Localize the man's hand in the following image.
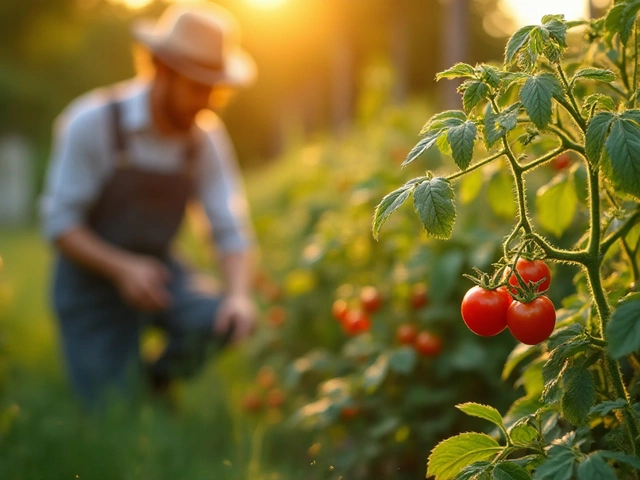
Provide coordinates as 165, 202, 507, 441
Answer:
214, 293, 256, 343
114, 256, 172, 312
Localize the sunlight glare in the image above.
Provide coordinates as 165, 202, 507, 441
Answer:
502, 0, 589, 27
109, 0, 153, 9
244, 0, 288, 9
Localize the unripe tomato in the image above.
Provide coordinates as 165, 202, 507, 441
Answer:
508, 258, 552, 293
343, 310, 371, 335
414, 331, 442, 357
332, 299, 349, 322
266, 305, 287, 327
460, 286, 512, 337
410, 283, 429, 310
396, 323, 418, 345
360, 286, 382, 313
242, 392, 262, 412
266, 388, 285, 408
507, 296, 556, 345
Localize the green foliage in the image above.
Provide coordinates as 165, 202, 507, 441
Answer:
427, 433, 502, 480
606, 293, 640, 358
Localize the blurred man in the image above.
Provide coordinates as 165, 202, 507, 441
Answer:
40, 3, 257, 405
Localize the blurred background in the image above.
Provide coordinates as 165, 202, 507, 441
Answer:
0, 1, 614, 479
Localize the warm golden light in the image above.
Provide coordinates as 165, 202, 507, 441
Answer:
502, 0, 589, 27
243, 0, 288, 9
108, 0, 153, 9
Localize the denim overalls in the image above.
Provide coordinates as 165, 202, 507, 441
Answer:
52, 101, 223, 404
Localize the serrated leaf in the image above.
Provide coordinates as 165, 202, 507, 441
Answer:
532, 445, 577, 480
488, 169, 516, 219
605, 1, 640, 45
421, 110, 468, 134
510, 424, 539, 446
459, 168, 483, 204
520, 74, 562, 129
413, 177, 457, 240
605, 293, 640, 358
363, 354, 389, 393
561, 367, 595, 426
463, 81, 489, 111
504, 396, 543, 428
543, 18, 568, 47
585, 112, 615, 165
484, 104, 504, 148
547, 324, 585, 350
372, 183, 414, 239
427, 433, 503, 480
479, 64, 501, 88
576, 453, 617, 480
437, 63, 476, 81
603, 117, 640, 198
401, 130, 442, 168
506, 26, 536, 64
456, 461, 492, 480
582, 94, 616, 115
456, 403, 504, 430
502, 343, 539, 381
589, 399, 627, 417
448, 121, 477, 170
496, 103, 521, 132
572, 68, 616, 84
493, 462, 532, 480
388, 346, 417, 375
598, 450, 640, 470
536, 173, 578, 237
542, 337, 591, 384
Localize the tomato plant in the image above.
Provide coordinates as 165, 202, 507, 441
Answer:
507, 258, 552, 292
414, 330, 443, 357
374, 5, 640, 479
360, 285, 383, 313
461, 285, 511, 337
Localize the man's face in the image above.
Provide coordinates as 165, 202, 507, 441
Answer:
162, 69, 214, 131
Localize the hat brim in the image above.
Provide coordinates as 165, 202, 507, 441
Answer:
132, 19, 257, 87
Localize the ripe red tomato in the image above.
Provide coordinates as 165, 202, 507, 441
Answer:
508, 258, 552, 293
257, 366, 277, 390
360, 286, 382, 313
552, 153, 572, 171
414, 331, 442, 357
340, 405, 360, 420
343, 310, 371, 335
332, 299, 349, 322
242, 392, 262, 412
396, 323, 418, 345
507, 296, 556, 345
410, 283, 429, 310
460, 286, 512, 337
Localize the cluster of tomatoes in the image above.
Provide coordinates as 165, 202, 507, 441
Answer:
460, 259, 556, 345
242, 365, 287, 413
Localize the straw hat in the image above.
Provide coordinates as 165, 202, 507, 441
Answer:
132, 3, 257, 87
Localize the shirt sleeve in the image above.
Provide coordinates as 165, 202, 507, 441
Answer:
197, 120, 255, 253
40, 106, 109, 243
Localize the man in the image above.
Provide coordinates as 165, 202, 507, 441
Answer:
40, 3, 257, 404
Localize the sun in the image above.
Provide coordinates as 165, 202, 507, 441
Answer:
243, 0, 288, 9
502, 0, 590, 27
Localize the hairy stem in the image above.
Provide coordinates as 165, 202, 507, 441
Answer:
556, 65, 587, 132
447, 150, 506, 182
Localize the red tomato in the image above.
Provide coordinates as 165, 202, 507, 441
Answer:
410, 283, 429, 310
343, 310, 371, 335
242, 392, 262, 412
332, 299, 349, 322
396, 323, 418, 345
340, 405, 360, 420
266, 388, 285, 408
360, 286, 382, 313
508, 258, 552, 293
507, 296, 556, 345
414, 331, 442, 357
460, 286, 512, 337
552, 153, 572, 171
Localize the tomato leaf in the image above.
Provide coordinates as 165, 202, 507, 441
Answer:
496, 102, 522, 132
605, 0, 640, 45
582, 94, 616, 115
509, 424, 539, 447
372, 183, 415, 239
488, 169, 516, 219
493, 462, 532, 480
502, 343, 539, 381
401, 130, 443, 168
483, 104, 505, 148
413, 177, 457, 240
462, 81, 489, 112
547, 324, 585, 350
577, 453, 618, 480
531, 445, 577, 480
589, 399, 627, 417
447, 121, 477, 170
536, 173, 578, 237
603, 116, 640, 198
456, 403, 504, 430
572, 68, 616, 84
436, 62, 476, 81
363, 353, 389, 393
585, 112, 615, 165
519, 74, 562, 130
420, 110, 467, 134
605, 293, 640, 358
598, 450, 640, 470
505, 26, 536, 65
561, 367, 595, 426
388, 346, 417, 375
427, 433, 503, 480
456, 461, 492, 480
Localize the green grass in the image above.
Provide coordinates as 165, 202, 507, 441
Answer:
0, 228, 315, 480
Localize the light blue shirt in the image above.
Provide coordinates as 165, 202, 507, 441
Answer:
40, 78, 253, 253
